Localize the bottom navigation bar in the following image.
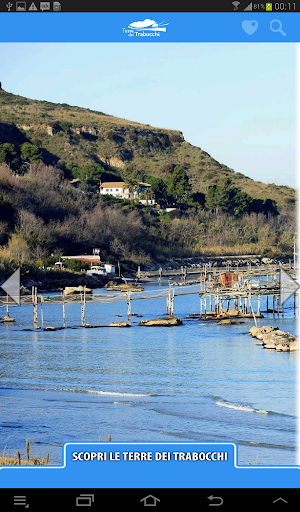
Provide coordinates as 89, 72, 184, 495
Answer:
2, 488, 299, 509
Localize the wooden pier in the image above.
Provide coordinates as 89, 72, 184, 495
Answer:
137, 262, 295, 280
0, 269, 298, 330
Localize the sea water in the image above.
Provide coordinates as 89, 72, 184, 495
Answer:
0, 283, 298, 466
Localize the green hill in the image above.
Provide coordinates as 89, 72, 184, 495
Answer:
0, 88, 297, 278
0, 88, 296, 210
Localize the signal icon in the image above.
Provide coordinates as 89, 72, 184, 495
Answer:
232, 1, 241, 10
244, 2, 253, 10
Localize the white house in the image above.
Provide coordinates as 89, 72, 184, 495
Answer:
100, 182, 128, 198
100, 181, 155, 204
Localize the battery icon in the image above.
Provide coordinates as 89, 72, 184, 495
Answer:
266, 3, 272, 10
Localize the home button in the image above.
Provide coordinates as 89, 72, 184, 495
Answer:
140, 494, 161, 507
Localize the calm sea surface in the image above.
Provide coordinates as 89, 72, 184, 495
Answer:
0, 282, 298, 466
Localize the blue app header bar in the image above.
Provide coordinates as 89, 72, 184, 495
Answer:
0, 12, 298, 42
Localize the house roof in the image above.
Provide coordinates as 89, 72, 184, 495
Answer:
100, 181, 152, 188
100, 182, 125, 188
63, 255, 101, 263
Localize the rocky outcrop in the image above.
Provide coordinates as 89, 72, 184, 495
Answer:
106, 282, 144, 292
139, 317, 183, 327
63, 286, 92, 295
109, 321, 130, 327
249, 325, 298, 352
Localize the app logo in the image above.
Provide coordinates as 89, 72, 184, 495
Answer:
123, 18, 169, 37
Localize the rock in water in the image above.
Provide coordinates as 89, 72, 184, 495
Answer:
139, 317, 183, 327
109, 321, 131, 327
249, 325, 298, 352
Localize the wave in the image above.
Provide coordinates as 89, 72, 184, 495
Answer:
0, 384, 154, 399
113, 401, 134, 406
215, 399, 269, 415
55, 387, 153, 398
215, 398, 296, 418
84, 389, 151, 398
239, 439, 295, 451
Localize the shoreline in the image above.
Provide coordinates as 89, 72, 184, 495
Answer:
0, 254, 293, 295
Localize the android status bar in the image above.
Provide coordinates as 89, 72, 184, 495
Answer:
1, 1, 299, 12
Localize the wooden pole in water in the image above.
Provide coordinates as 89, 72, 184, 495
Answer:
40, 295, 44, 328
158, 267, 162, 284
81, 287, 86, 326
35, 287, 38, 327
6, 293, 9, 318
127, 292, 132, 325
62, 291, 66, 328
170, 289, 174, 318
166, 284, 171, 315
257, 295, 261, 316
32, 286, 38, 328
249, 293, 257, 327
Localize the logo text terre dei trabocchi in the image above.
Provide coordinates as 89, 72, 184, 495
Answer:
122, 19, 169, 37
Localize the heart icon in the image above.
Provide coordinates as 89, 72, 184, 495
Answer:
242, 20, 258, 35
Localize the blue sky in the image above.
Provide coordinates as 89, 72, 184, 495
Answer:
0, 42, 296, 187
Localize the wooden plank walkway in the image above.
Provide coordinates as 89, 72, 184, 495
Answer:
137, 262, 294, 279
1, 258, 298, 330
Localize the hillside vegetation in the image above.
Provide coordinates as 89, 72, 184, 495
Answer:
0, 88, 297, 278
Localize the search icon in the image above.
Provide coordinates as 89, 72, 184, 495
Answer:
270, 19, 286, 36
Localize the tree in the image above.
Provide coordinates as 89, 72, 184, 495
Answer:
124, 178, 138, 200
166, 165, 191, 204
250, 198, 279, 216
205, 177, 251, 216
188, 192, 206, 209
146, 176, 167, 204
63, 258, 89, 271
231, 190, 252, 216
6, 232, 31, 265
74, 163, 105, 187
0, 143, 17, 168
59, 121, 72, 132
20, 142, 42, 163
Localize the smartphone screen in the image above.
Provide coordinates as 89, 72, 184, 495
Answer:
0, 4, 299, 508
